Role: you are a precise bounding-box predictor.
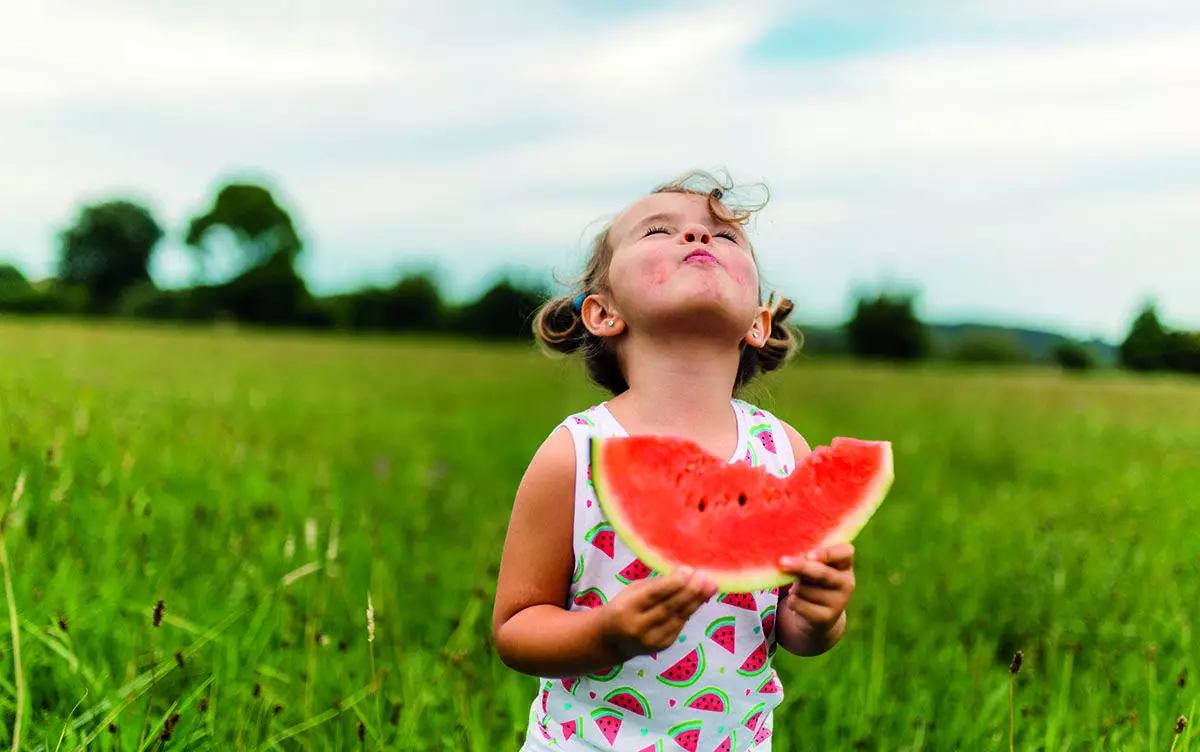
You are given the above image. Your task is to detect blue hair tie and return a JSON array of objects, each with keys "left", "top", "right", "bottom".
[{"left": 572, "top": 293, "right": 586, "bottom": 314}]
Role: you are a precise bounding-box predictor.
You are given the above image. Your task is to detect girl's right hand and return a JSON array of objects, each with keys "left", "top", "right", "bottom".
[{"left": 599, "top": 567, "right": 719, "bottom": 661}]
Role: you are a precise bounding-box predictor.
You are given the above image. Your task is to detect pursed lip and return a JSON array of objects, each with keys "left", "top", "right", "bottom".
[{"left": 683, "top": 248, "right": 719, "bottom": 264}]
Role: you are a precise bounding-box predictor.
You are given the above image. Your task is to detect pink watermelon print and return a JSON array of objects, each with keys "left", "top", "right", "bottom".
[
  {"left": 760, "top": 605, "right": 776, "bottom": 641},
  {"left": 685, "top": 687, "right": 730, "bottom": 713},
  {"left": 737, "top": 641, "right": 770, "bottom": 677},
  {"left": 705, "top": 616, "right": 737, "bottom": 654},
  {"left": 587, "top": 462, "right": 594, "bottom": 487},
  {"left": 719, "top": 592, "right": 756, "bottom": 611},
  {"left": 561, "top": 677, "right": 579, "bottom": 694},
  {"left": 757, "top": 673, "right": 781, "bottom": 694},
  {"left": 572, "top": 554, "right": 584, "bottom": 584},
  {"left": 561, "top": 717, "right": 581, "bottom": 740},
  {"left": 615, "top": 558, "right": 654, "bottom": 584},
  {"left": 585, "top": 521, "right": 616, "bottom": 558},
  {"left": 588, "top": 664, "right": 623, "bottom": 682},
  {"left": 752, "top": 425, "right": 777, "bottom": 454},
  {"left": 743, "top": 703, "right": 766, "bottom": 732},
  {"left": 637, "top": 743, "right": 664, "bottom": 752},
  {"left": 537, "top": 720, "right": 552, "bottom": 741},
  {"left": 712, "top": 733, "right": 735, "bottom": 752},
  {"left": 669, "top": 720, "right": 703, "bottom": 752},
  {"left": 603, "top": 686, "right": 651, "bottom": 718},
  {"left": 753, "top": 724, "right": 772, "bottom": 746},
  {"left": 541, "top": 683, "right": 550, "bottom": 715},
  {"left": 656, "top": 645, "right": 705, "bottom": 688},
  {"left": 574, "top": 587, "right": 607, "bottom": 609},
  {"left": 590, "top": 708, "right": 623, "bottom": 747}
]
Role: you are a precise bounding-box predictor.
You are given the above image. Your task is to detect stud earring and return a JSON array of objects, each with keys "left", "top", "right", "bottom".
[{"left": 606, "top": 319, "right": 615, "bottom": 327}]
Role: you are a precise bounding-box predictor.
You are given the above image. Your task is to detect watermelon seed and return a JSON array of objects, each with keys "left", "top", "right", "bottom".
[
  {"left": 738, "top": 493, "right": 747, "bottom": 506},
  {"left": 698, "top": 499, "right": 706, "bottom": 512}
]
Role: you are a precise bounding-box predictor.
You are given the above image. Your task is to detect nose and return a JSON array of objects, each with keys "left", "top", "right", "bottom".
[{"left": 680, "top": 225, "right": 711, "bottom": 245}]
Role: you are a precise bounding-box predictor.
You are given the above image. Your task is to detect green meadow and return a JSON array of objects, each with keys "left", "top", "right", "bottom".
[{"left": 0, "top": 319, "right": 1196, "bottom": 750}]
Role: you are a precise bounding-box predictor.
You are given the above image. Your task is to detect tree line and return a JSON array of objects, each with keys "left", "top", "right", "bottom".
[{"left": 1, "top": 180, "right": 1196, "bottom": 376}]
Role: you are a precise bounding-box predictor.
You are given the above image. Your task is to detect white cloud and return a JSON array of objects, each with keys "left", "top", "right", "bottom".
[{"left": 1, "top": 0, "right": 1198, "bottom": 339}]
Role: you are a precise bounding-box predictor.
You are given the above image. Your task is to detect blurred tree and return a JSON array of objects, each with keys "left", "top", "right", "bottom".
[
  {"left": 1118, "top": 303, "right": 1169, "bottom": 371},
  {"left": 948, "top": 330, "right": 1028, "bottom": 365},
  {"left": 1163, "top": 330, "right": 1200, "bottom": 374},
  {"left": 185, "top": 183, "right": 303, "bottom": 279},
  {"left": 453, "top": 279, "right": 547, "bottom": 339},
  {"left": 339, "top": 272, "right": 444, "bottom": 331},
  {"left": 1051, "top": 340, "right": 1095, "bottom": 372},
  {"left": 0, "top": 262, "right": 27, "bottom": 289},
  {"left": 845, "top": 290, "right": 929, "bottom": 361},
  {"left": 56, "top": 200, "right": 164, "bottom": 312}
]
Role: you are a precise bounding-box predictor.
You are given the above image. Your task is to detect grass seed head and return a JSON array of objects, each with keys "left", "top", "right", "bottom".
[
  {"left": 152, "top": 599, "right": 164, "bottom": 627},
  {"left": 1180, "top": 667, "right": 1188, "bottom": 688},
  {"left": 175, "top": 649, "right": 185, "bottom": 668},
  {"left": 1178, "top": 716, "right": 1188, "bottom": 735},
  {"left": 1009, "top": 650, "right": 1023, "bottom": 675},
  {"left": 367, "top": 592, "right": 376, "bottom": 644},
  {"left": 57, "top": 616, "right": 68, "bottom": 632},
  {"left": 358, "top": 721, "right": 366, "bottom": 740},
  {"left": 199, "top": 696, "right": 208, "bottom": 712},
  {"left": 108, "top": 722, "right": 118, "bottom": 733},
  {"left": 274, "top": 703, "right": 283, "bottom": 715},
  {"left": 253, "top": 682, "right": 261, "bottom": 698}
]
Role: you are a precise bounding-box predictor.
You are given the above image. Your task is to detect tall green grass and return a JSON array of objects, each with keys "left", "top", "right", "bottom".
[{"left": 0, "top": 319, "right": 1196, "bottom": 749}]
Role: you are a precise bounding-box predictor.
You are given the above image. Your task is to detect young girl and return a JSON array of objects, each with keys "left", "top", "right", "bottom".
[{"left": 493, "top": 172, "right": 858, "bottom": 751}]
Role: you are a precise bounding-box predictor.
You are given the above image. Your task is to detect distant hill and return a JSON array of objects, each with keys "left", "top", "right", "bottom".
[{"left": 794, "top": 321, "right": 1118, "bottom": 366}]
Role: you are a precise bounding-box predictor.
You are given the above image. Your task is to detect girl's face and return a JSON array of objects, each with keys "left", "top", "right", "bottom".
[{"left": 602, "top": 192, "right": 766, "bottom": 341}]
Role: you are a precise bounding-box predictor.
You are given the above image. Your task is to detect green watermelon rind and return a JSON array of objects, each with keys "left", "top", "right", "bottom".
[
  {"left": 684, "top": 686, "right": 731, "bottom": 713},
  {"left": 704, "top": 615, "right": 736, "bottom": 638},
  {"left": 590, "top": 436, "right": 893, "bottom": 593},
  {"left": 603, "top": 686, "right": 652, "bottom": 719},
  {"left": 667, "top": 719, "right": 703, "bottom": 746}
]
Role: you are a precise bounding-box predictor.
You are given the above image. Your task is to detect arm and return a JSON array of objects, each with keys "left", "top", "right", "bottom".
[
  {"left": 774, "top": 421, "right": 853, "bottom": 658},
  {"left": 491, "top": 427, "right": 717, "bottom": 678},
  {"left": 491, "top": 427, "right": 624, "bottom": 678}
]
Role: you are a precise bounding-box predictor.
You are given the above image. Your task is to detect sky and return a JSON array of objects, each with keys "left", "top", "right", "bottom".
[{"left": 1, "top": 0, "right": 1198, "bottom": 342}]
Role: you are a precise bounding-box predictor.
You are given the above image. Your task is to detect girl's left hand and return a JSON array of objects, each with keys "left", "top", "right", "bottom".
[{"left": 778, "top": 543, "right": 856, "bottom": 632}]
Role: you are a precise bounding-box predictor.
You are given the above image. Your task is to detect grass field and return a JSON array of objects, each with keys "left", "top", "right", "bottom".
[{"left": 0, "top": 318, "right": 1197, "bottom": 750}]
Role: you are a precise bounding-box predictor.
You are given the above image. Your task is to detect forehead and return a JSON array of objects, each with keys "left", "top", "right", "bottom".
[{"left": 611, "top": 192, "right": 741, "bottom": 237}]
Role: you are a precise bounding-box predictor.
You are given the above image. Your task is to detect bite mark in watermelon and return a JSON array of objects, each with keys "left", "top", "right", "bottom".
[
  {"left": 590, "top": 708, "right": 623, "bottom": 747},
  {"left": 585, "top": 521, "right": 616, "bottom": 558},
  {"left": 590, "top": 435, "right": 892, "bottom": 592},
  {"left": 669, "top": 720, "right": 704, "bottom": 752},
  {"left": 719, "top": 592, "right": 756, "bottom": 611},
  {"left": 685, "top": 687, "right": 730, "bottom": 713},
  {"left": 616, "top": 558, "right": 655, "bottom": 584},
  {"left": 574, "top": 587, "right": 607, "bottom": 609},
  {"left": 737, "top": 641, "right": 770, "bottom": 677},
  {"left": 705, "top": 616, "right": 737, "bottom": 654},
  {"left": 603, "top": 686, "right": 651, "bottom": 718},
  {"left": 656, "top": 644, "right": 705, "bottom": 688}
]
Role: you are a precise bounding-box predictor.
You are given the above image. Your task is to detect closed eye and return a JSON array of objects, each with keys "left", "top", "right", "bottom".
[
  {"left": 643, "top": 225, "right": 671, "bottom": 237},
  {"left": 715, "top": 230, "right": 740, "bottom": 244}
]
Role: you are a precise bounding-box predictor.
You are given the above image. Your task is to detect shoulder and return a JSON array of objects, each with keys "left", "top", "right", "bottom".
[
  {"left": 780, "top": 420, "right": 812, "bottom": 459},
  {"left": 519, "top": 424, "right": 576, "bottom": 492}
]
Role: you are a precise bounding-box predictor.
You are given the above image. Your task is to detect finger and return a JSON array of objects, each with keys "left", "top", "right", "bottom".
[
  {"left": 630, "top": 567, "right": 693, "bottom": 607},
  {"left": 812, "top": 543, "right": 855, "bottom": 570},
  {"left": 790, "top": 561, "right": 844, "bottom": 589},
  {"left": 654, "top": 570, "right": 714, "bottom": 619},
  {"left": 788, "top": 583, "right": 844, "bottom": 608},
  {"left": 787, "top": 598, "right": 840, "bottom": 628}
]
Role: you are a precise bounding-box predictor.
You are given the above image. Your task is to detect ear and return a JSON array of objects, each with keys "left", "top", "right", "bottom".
[
  {"left": 743, "top": 306, "right": 771, "bottom": 349},
  {"left": 580, "top": 294, "right": 625, "bottom": 338}
]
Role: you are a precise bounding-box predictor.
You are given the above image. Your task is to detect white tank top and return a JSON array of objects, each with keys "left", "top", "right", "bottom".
[{"left": 521, "top": 399, "right": 799, "bottom": 752}]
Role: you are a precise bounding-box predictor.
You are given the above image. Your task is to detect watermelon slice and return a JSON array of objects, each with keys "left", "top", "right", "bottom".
[
  {"left": 738, "top": 640, "right": 770, "bottom": 677},
  {"left": 585, "top": 521, "right": 616, "bottom": 558},
  {"left": 656, "top": 644, "right": 705, "bottom": 688},
  {"left": 574, "top": 587, "right": 607, "bottom": 609},
  {"left": 719, "top": 592, "right": 756, "bottom": 611},
  {"left": 712, "top": 732, "right": 735, "bottom": 752},
  {"left": 590, "top": 707, "right": 623, "bottom": 747},
  {"left": 562, "top": 677, "right": 579, "bottom": 694},
  {"left": 616, "top": 557, "right": 655, "bottom": 584},
  {"left": 753, "top": 724, "right": 772, "bottom": 746},
  {"left": 705, "top": 616, "right": 736, "bottom": 654},
  {"left": 572, "top": 553, "right": 584, "bottom": 584},
  {"left": 588, "top": 663, "right": 623, "bottom": 682},
  {"left": 603, "top": 686, "right": 651, "bottom": 718},
  {"left": 685, "top": 687, "right": 730, "bottom": 713},
  {"left": 759, "top": 605, "right": 776, "bottom": 642},
  {"left": 669, "top": 720, "right": 704, "bottom": 752},
  {"left": 742, "top": 702, "right": 766, "bottom": 731},
  {"left": 757, "top": 673, "right": 781, "bottom": 694},
  {"left": 637, "top": 743, "right": 664, "bottom": 752},
  {"left": 561, "top": 717, "right": 582, "bottom": 741},
  {"left": 591, "top": 435, "right": 892, "bottom": 592}
]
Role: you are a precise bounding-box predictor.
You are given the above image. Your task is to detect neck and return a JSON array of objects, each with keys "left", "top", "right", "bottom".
[{"left": 606, "top": 332, "right": 742, "bottom": 450}]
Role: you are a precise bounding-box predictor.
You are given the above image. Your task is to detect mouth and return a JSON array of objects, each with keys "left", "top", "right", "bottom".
[{"left": 683, "top": 248, "right": 718, "bottom": 264}]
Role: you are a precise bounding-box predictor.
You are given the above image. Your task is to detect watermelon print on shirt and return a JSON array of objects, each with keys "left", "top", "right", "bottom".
[{"left": 519, "top": 399, "right": 798, "bottom": 751}]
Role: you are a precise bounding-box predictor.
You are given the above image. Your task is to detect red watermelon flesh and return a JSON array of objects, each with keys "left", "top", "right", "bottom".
[
  {"left": 685, "top": 687, "right": 729, "bottom": 713},
  {"left": 712, "top": 735, "right": 733, "bottom": 752},
  {"left": 656, "top": 645, "right": 704, "bottom": 687},
  {"left": 562, "top": 677, "right": 579, "bottom": 694},
  {"left": 616, "top": 558, "right": 654, "bottom": 584},
  {"left": 591, "top": 708, "right": 623, "bottom": 746},
  {"left": 591, "top": 435, "right": 892, "bottom": 592},
  {"left": 669, "top": 721, "right": 703, "bottom": 752},
  {"left": 561, "top": 718, "right": 580, "bottom": 740},
  {"left": 738, "top": 641, "right": 769, "bottom": 677},
  {"left": 760, "top": 606, "right": 776, "bottom": 642},
  {"left": 742, "top": 703, "right": 765, "bottom": 731},
  {"left": 758, "top": 673, "right": 781, "bottom": 694},
  {"left": 574, "top": 587, "right": 607, "bottom": 609},
  {"left": 719, "top": 592, "right": 756, "bottom": 611},
  {"left": 585, "top": 522, "right": 616, "bottom": 558},
  {"left": 754, "top": 724, "right": 772, "bottom": 746},
  {"left": 705, "top": 616, "right": 736, "bottom": 654}
]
